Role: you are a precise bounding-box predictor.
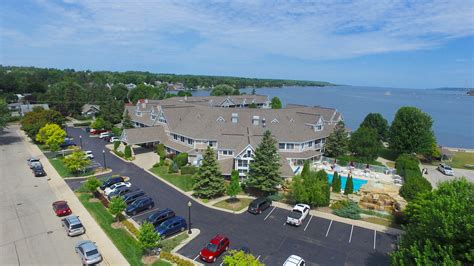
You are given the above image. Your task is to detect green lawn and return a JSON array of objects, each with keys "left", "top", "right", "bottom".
[
  {"left": 213, "top": 197, "right": 253, "bottom": 212},
  {"left": 450, "top": 151, "right": 474, "bottom": 169},
  {"left": 161, "top": 232, "right": 189, "bottom": 252},
  {"left": 48, "top": 157, "right": 93, "bottom": 178},
  {"left": 150, "top": 166, "right": 195, "bottom": 192},
  {"left": 78, "top": 193, "right": 171, "bottom": 266}
]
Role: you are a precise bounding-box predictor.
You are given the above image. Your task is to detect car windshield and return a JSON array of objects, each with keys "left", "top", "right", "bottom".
[
  {"left": 206, "top": 243, "right": 218, "bottom": 252},
  {"left": 71, "top": 223, "right": 83, "bottom": 229},
  {"left": 57, "top": 203, "right": 68, "bottom": 210},
  {"left": 445, "top": 166, "right": 452, "bottom": 170},
  {"left": 85, "top": 249, "right": 99, "bottom": 256},
  {"left": 289, "top": 210, "right": 302, "bottom": 219},
  {"left": 131, "top": 200, "right": 142, "bottom": 207}
]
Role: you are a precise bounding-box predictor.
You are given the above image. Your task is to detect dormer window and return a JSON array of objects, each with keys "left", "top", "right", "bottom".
[
  {"left": 315, "top": 124, "right": 323, "bottom": 131},
  {"left": 136, "top": 111, "right": 142, "bottom": 116}
]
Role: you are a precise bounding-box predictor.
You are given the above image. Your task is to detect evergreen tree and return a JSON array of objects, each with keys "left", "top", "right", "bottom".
[
  {"left": 193, "top": 147, "right": 226, "bottom": 199},
  {"left": 301, "top": 161, "right": 310, "bottom": 177},
  {"left": 324, "top": 121, "right": 349, "bottom": 158},
  {"left": 0, "top": 98, "right": 10, "bottom": 129},
  {"left": 124, "top": 145, "right": 132, "bottom": 158},
  {"left": 290, "top": 170, "right": 330, "bottom": 207},
  {"left": 344, "top": 175, "right": 354, "bottom": 195},
  {"left": 122, "top": 110, "right": 134, "bottom": 129},
  {"left": 247, "top": 130, "right": 282, "bottom": 195},
  {"left": 227, "top": 170, "right": 242, "bottom": 199},
  {"left": 332, "top": 171, "right": 341, "bottom": 193}
]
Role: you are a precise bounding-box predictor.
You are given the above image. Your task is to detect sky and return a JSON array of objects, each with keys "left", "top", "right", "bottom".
[{"left": 1, "top": 0, "right": 473, "bottom": 89}]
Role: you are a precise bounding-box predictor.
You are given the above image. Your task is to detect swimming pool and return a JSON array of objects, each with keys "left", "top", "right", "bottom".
[{"left": 327, "top": 173, "right": 368, "bottom": 192}]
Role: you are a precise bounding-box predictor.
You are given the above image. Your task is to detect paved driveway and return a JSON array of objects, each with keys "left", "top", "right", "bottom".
[
  {"left": 423, "top": 164, "right": 474, "bottom": 187},
  {"left": 66, "top": 127, "right": 397, "bottom": 265},
  {"left": 0, "top": 127, "right": 81, "bottom": 265}
]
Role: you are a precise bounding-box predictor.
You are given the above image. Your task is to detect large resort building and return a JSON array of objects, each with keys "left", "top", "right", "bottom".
[{"left": 120, "top": 95, "right": 343, "bottom": 178}]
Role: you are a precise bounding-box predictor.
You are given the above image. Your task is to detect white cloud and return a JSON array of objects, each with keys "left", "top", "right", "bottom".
[{"left": 4, "top": 0, "right": 474, "bottom": 61}]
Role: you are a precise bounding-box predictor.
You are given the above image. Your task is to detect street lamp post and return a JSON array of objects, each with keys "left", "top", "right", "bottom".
[
  {"left": 79, "top": 135, "right": 83, "bottom": 149},
  {"left": 102, "top": 150, "right": 107, "bottom": 170},
  {"left": 187, "top": 201, "right": 192, "bottom": 234}
]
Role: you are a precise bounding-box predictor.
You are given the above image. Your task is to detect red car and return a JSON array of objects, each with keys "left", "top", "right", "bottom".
[
  {"left": 90, "top": 129, "right": 107, "bottom": 135},
  {"left": 52, "top": 200, "right": 72, "bottom": 216},
  {"left": 200, "top": 234, "right": 230, "bottom": 263}
]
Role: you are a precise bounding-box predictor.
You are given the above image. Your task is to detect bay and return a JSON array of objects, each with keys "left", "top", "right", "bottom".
[{"left": 192, "top": 86, "right": 474, "bottom": 149}]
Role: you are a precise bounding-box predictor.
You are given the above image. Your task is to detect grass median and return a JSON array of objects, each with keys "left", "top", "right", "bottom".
[
  {"left": 49, "top": 157, "right": 94, "bottom": 178},
  {"left": 213, "top": 197, "right": 253, "bottom": 212},
  {"left": 150, "top": 166, "right": 195, "bottom": 192},
  {"left": 77, "top": 193, "right": 171, "bottom": 266}
]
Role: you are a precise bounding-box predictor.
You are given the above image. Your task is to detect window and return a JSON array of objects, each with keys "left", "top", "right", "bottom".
[
  {"left": 315, "top": 125, "right": 323, "bottom": 131},
  {"left": 228, "top": 151, "right": 233, "bottom": 155},
  {"left": 238, "top": 160, "right": 248, "bottom": 167},
  {"left": 247, "top": 150, "right": 252, "bottom": 157},
  {"left": 180, "top": 136, "right": 185, "bottom": 142},
  {"left": 287, "top": 143, "right": 294, "bottom": 149},
  {"left": 223, "top": 150, "right": 228, "bottom": 155},
  {"left": 173, "top": 134, "right": 178, "bottom": 140},
  {"left": 151, "top": 114, "right": 157, "bottom": 120},
  {"left": 187, "top": 139, "right": 193, "bottom": 145},
  {"left": 308, "top": 141, "right": 313, "bottom": 147},
  {"left": 279, "top": 143, "right": 285, "bottom": 149},
  {"left": 209, "top": 141, "right": 216, "bottom": 147}
]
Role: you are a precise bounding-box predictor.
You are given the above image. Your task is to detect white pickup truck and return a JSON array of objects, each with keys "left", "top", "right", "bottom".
[{"left": 286, "top": 204, "right": 310, "bottom": 226}]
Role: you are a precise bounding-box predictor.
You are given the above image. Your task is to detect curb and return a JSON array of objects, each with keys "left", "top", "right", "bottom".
[
  {"left": 63, "top": 168, "right": 113, "bottom": 180},
  {"left": 171, "top": 229, "right": 203, "bottom": 266}
]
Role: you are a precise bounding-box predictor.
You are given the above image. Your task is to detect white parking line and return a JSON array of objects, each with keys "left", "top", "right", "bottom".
[
  {"left": 325, "top": 220, "right": 333, "bottom": 237},
  {"left": 373, "top": 230, "right": 377, "bottom": 249},
  {"left": 349, "top": 224, "right": 354, "bottom": 243},
  {"left": 193, "top": 254, "right": 199, "bottom": 261},
  {"left": 220, "top": 263, "right": 223, "bottom": 266},
  {"left": 256, "top": 255, "right": 261, "bottom": 261},
  {"left": 264, "top": 206, "right": 276, "bottom": 220},
  {"left": 304, "top": 215, "right": 313, "bottom": 231}
]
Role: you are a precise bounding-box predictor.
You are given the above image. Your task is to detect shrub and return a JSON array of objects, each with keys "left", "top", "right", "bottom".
[
  {"left": 165, "top": 153, "right": 176, "bottom": 160},
  {"left": 330, "top": 200, "right": 352, "bottom": 210},
  {"left": 267, "top": 193, "right": 284, "bottom": 201},
  {"left": 168, "top": 161, "right": 179, "bottom": 173},
  {"left": 73, "top": 122, "right": 91, "bottom": 127},
  {"left": 111, "top": 127, "right": 122, "bottom": 136},
  {"left": 84, "top": 176, "right": 102, "bottom": 193},
  {"left": 114, "top": 150, "right": 125, "bottom": 158},
  {"left": 333, "top": 201, "right": 361, "bottom": 220},
  {"left": 113, "top": 141, "right": 120, "bottom": 151},
  {"left": 124, "top": 145, "right": 132, "bottom": 159},
  {"left": 180, "top": 165, "right": 197, "bottom": 175},
  {"left": 395, "top": 154, "right": 432, "bottom": 201},
  {"left": 395, "top": 154, "right": 420, "bottom": 176},
  {"left": 121, "top": 219, "right": 139, "bottom": 237},
  {"left": 175, "top": 153, "right": 188, "bottom": 168},
  {"left": 156, "top": 143, "right": 166, "bottom": 157},
  {"left": 160, "top": 252, "right": 194, "bottom": 266}
]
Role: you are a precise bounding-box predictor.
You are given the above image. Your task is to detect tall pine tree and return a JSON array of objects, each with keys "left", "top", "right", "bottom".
[
  {"left": 332, "top": 171, "right": 341, "bottom": 193},
  {"left": 344, "top": 175, "right": 354, "bottom": 195},
  {"left": 247, "top": 130, "right": 282, "bottom": 195},
  {"left": 193, "top": 147, "right": 226, "bottom": 199},
  {"left": 324, "top": 121, "right": 349, "bottom": 158}
]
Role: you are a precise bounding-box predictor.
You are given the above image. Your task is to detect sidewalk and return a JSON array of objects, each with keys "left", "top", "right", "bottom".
[
  {"left": 130, "top": 154, "right": 404, "bottom": 235},
  {"left": 18, "top": 130, "right": 129, "bottom": 266}
]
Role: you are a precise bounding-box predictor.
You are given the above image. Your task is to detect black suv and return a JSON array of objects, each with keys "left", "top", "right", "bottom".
[
  {"left": 145, "top": 208, "right": 175, "bottom": 226},
  {"left": 32, "top": 166, "right": 46, "bottom": 177},
  {"left": 100, "top": 176, "right": 124, "bottom": 190},
  {"left": 248, "top": 197, "right": 272, "bottom": 214},
  {"left": 125, "top": 196, "right": 155, "bottom": 216}
]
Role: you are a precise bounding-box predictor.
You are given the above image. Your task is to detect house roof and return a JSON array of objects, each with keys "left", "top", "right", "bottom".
[
  {"left": 121, "top": 127, "right": 165, "bottom": 145},
  {"left": 20, "top": 104, "right": 49, "bottom": 114},
  {"left": 217, "top": 158, "right": 234, "bottom": 175},
  {"left": 81, "top": 104, "right": 100, "bottom": 113}
]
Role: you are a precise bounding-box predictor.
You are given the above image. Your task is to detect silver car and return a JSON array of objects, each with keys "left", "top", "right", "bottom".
[
  {"left": 75, "top": 240, "right": 102, "bottom": 265},
  {"left": 62, "top": 215, "right": 85, "bottom": 236}
]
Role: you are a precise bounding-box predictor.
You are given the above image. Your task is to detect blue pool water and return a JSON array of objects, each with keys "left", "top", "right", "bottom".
[{"left": 327, "top": 173, "right": 368, "bottom": 192}]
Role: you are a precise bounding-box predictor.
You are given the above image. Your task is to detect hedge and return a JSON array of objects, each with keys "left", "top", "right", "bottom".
[
  {"left": 73, "top": 121, "right": 91, "bottom": 127},
  {"left": 332, "top": 200, "right": 361, "bottom": 220},
  {"left": 121, "top": 219, "right": 139, "bottom": 237},
  {"left": 395, "top": 154, "right": 432, "bottom": 201},
  {"left": 160, "top": 252, "right": 194, "bottom": 266}
]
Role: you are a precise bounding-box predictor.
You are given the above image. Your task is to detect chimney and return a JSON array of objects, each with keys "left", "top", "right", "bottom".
[
  {"left": 231, "top": 113, "right": 238, "bottom": 123},
  {"left": 252, "top": 115, "right": 260, "bottom": 125}
]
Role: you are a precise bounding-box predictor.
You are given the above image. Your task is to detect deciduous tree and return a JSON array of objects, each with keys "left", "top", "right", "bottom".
[
  {"left": 0, "top": 98, "right": 10, "bottom": 129},
  {"left": 138, "top": 221, "right": 161, "bottom": 255},
  {"left": 84, "top": 176, "right": 102, "bottom": 193},
  {"left": 63, "top": 149, "right": 91, "bottom": 173},
  {"left": 391, "top": 178, "right": 474, "bottom": 265},
  {"left": 270, "top": 96, "right": 282, "bottom": 109},
  {"left": 324, "top": 121, "right": 349, "bottom": 158},
  {"left": 210, "top": 84, "right": 239, "bottom": 96},
  {"left": 290, "top": 170, "right": 330, "bottom": 207},
  {"left": 21, "top": 107, "right": 64, "bottom": 138},
  {"left": 349, "top": 126, "right": 382, "bottom": 161},
  {"left": 193, "top": 147, "right": 226, "bottom": 199},
  {"left": 108, "top": 196, "right": 126, "bottom": 222},
  {"left": 35, "top": 123, "right": 66, "bottom": 151},
  {"left": 389, "top": 107, "right": 436, "bottom": 154},
  {"left": 223, "top": 250, "right": 264, "bottom": 266},
  {"left": 247, "top": 130, "right": 282, "bottom": 195},
  {"left": 360, "top": 113, "right": 389, "bottom": 141}
]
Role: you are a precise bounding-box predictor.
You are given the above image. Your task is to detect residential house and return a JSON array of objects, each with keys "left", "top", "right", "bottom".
[{"left": 81, "top": 104, "right": 101, "bottom": 118}]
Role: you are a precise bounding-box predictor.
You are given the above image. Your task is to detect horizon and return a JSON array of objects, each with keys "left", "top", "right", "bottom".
[{"left": 1, "top": 1, "right": 473, "bottom": 89}]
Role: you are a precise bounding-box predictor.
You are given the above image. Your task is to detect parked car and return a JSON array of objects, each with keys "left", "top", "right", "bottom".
[
  {"left": 283, "top": 255, "right": 305, "bottom": 266},
  {"left": 60, "top": 140, "right": 77, "bottom": 149},
  {"left": 99, "top": 132, "right": 111, "bottom": 139},
  {"left": 199, "top": 234, "right": 230, "bottom": 263},
  {"left": 100, "top": 176, "right": 125, "bottom": 190},
  {"left": 248, "top": 197, "right": 272, "bottom": 214},
  {"left": 145, "top": 208, "right": 175, "bottom": 226},
  {"left": 107, "top": 186, "right": 135, "bottom": 199},
  {"left": 110, "top": 136, "right": 120, "bottom": 142},
  {"left": 286, "top": 204, "right": 310, "bottom": 226},
  {"left": 438, "top": 163, "right": 454, "bottom": 176},
  {"left": 27, "top": 157, "right": 40, "bottom": 168},
  {"left": 90, "top": 129, "right": 107, "bottom": 135},
  {"left": 123, "top": 190, "right": 146, "bottom": 205},
  {"left": 32, "top": 166, "right": 46, "bottom": 177},
  {"left": 61, "top": 215, "right": 85, "bottom": 236},
  {"left": 85, "top": 151, "right": 94, "bottom": 159},
  {"left": 84, "top": 127, "right": 91, "bottom": 133},
  {"left": 155, "top": 216, "right": 187, "bottom": 238},
  {"left": 125, "top": 196, "right": 154, "bottom": 216},
  {"left": 75, "top": 240, "right": 102, "bottom": 265},
  {"left": 104, "top": 182, "right": 131, "bottom": 196},
  {"left": 52, "top": 200, "right": 72, "bottom": 216}
]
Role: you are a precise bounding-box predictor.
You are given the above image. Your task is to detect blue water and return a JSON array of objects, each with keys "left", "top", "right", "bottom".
[
  {"left": 193, "top": 86, "right": 474, "bottom": 148},
  {"left": 327, "top": 173, "right": 368, "bottom": 192}
]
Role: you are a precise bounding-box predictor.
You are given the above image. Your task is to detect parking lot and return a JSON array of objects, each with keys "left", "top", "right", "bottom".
[{"left": 65, "top": 127, "right": 397, "bottom": 265}]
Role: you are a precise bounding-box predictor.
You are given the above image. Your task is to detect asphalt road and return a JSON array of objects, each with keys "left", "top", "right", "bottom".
[
  {"left": 0, "top": 126, "right": 81, "bottom": 265},
  {"left": 66, "top": 127, "right": 396, "bottom": 265}
]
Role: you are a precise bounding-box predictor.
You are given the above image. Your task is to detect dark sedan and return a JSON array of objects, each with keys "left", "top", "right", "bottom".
[{"left": 100, "top": 176, "right": 124, "bottom": 190}]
